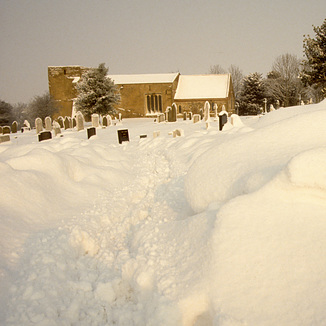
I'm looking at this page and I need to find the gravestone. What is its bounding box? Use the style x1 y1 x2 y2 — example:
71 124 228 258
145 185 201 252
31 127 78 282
53 121 61 136
38 131 52 142
45 116 52 131
107 115 112 126
0 135 10 143
68 117 73 129
183 112 187 120
3 126 11 134
199 109 203 120
166 107 172 122
171 103 177 122
0 126 2 134
189 112 193 120
23 120 31 129
103 116 108 127
270 104 275 111
57 116 64 128
213 103 218 119
139 134 147 139
35 118 43 134
157 113 165 123
64 117 70 130
72 117 77 128
204 101 210 121
92 114 99 127
87 127 96 139
11 121 18 133
153 131 160 138
117 129 129 144
118 113 122 122
76 112 84 131
219 112 228 131
175 129 184 137
193 114 200 123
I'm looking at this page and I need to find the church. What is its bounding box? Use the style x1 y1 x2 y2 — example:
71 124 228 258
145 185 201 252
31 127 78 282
48 66 235 118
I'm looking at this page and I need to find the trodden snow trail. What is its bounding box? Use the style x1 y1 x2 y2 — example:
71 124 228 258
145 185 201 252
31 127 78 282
4 135 211 326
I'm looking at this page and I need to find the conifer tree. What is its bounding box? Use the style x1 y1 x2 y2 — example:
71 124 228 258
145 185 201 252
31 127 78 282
301 19 326 96
0 100 13 125
75 63 120 118
239 72 265 115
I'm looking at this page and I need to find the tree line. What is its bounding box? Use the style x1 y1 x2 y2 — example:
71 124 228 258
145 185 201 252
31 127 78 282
1 18 325 125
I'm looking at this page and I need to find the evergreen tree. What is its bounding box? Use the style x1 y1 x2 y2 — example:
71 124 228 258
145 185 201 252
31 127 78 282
239 72 265 115
75 63 120 118
0 100 14 126
301 19 326 97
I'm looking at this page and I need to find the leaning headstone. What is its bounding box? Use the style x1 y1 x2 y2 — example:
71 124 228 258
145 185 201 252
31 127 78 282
183 112 187 120
64 117 70 129
57 116 64 128
204 101 210 121
0 126 2 134
219 112 228 131
45 116 52 131
35 118 43 134
53 121 61 136
72 117 77 128
87 127 96 139
3 126 11 134
76 112 84 131
38 131 52 142
0 135 10 143
193 114 200 123
92 114 100 127
11 121 18 133
102 116 108 127
117 129 129 144
175 129 184 137
171 103 177 122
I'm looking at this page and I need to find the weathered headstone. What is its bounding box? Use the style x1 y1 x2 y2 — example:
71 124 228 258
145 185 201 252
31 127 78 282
68 117 73 129
270 104 275 112
118 113 122 122
193 114 200 123
64 116 70 130
219 112 228 131
87 127 96 139
92 113 100 127
166 107 172 122
117 129 129 144
153 131 160 138
204 101 210 121
72 117 77 128
157 113 165 123
0 135 10 143
53 121 61 136
76 112 84 131
11 121 18 133
3 126 11 134
171 103 177 122
102 116 108 127
139 134 147 139
199 109 203 120
183 112 187 120
107 115 112 126
23 120 31 129
213 103 218 119
175 129 184 137
45 116 52 131
57 116 64 128
38 131 52 142
35 118 43 134
189 112 193 120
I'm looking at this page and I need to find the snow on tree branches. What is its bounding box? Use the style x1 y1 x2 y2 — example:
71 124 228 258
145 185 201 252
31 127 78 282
75 63 120 118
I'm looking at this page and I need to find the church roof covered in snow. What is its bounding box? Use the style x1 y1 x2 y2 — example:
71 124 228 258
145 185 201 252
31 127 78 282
108 73 179 85
174 74 231 100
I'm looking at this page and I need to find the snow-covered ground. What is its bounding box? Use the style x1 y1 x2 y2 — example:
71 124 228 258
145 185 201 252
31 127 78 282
1 101 326 325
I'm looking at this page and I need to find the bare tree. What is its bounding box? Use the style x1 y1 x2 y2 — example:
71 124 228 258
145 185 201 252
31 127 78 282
209 64 226 74
228 65 243 101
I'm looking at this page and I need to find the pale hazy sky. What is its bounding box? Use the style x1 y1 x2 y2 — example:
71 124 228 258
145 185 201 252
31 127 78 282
1 0 325 104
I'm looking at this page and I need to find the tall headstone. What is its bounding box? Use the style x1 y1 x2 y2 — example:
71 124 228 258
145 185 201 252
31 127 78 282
35 118 43 134
68 117 73 129
45 116 52 131
213 103 218 119
107 115 112 126
183 112 187 120
11 121 18 133
204 101 210 121
218 112 228 131
64 116 70 129
118 113 122 122
189 112 193 120
53 121 61 136
171 103 177 122
72 117 77 128
103 116 108 127
76 111 84 131
57 116 64 128
199 109 203 120
92 113 100 127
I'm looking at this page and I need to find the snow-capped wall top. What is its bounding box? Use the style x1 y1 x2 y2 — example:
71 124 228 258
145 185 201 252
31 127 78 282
108 73 179 85
174 74 231 100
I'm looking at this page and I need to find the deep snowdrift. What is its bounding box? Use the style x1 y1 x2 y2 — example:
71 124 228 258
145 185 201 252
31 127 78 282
1 101 326 325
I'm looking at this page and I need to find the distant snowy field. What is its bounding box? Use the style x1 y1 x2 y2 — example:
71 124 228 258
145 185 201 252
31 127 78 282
1 101 326 325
